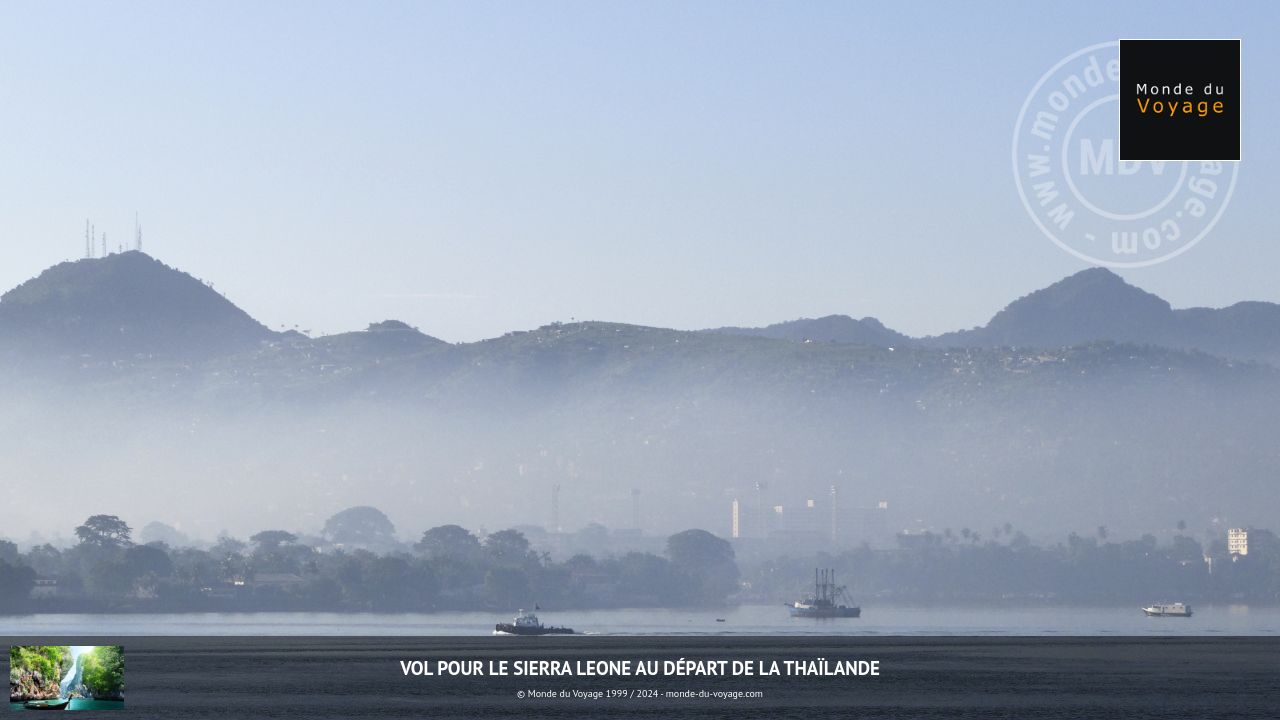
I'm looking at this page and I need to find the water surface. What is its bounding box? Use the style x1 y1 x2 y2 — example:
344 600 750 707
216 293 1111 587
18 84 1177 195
3 604 1277 636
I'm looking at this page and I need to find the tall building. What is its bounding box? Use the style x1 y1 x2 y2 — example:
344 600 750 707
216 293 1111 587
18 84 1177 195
1228 528 1249 556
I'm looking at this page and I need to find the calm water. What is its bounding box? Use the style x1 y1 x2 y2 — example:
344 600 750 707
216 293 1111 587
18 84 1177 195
3 604 1278 636
9 700 123 711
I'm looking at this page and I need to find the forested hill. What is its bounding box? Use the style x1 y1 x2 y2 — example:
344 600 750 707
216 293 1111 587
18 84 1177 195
0 251 274 359
0 253 1277 542
711 267 1280 366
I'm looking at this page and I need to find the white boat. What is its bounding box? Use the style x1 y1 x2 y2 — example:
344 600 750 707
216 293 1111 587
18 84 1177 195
1142 602 1192 617
493 609 574 635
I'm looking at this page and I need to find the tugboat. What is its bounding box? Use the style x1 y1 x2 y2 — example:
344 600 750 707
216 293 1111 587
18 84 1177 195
788 568 861 618
494 608 575 635
1142 602 1193 617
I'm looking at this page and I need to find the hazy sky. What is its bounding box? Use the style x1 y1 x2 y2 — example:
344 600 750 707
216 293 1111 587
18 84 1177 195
1 1 1275 342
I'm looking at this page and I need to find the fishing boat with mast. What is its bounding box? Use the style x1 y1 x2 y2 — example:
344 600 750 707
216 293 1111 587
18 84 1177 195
788 568 861 618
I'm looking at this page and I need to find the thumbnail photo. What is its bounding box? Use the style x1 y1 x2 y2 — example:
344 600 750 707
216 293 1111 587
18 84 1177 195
9 646 123 712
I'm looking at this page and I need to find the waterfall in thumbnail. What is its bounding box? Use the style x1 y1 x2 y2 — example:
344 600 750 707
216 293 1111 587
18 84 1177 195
59 646 92 699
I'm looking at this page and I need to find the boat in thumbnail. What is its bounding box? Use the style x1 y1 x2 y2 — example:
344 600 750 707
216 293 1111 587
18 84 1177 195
1142 602 1193 617
788 568 861 618
494 609 575 635
22 699 70 710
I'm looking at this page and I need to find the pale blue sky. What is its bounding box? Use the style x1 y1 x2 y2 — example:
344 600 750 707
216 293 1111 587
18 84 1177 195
0 1 1275 341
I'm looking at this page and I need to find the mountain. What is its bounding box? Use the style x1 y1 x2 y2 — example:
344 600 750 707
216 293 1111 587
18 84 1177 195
10 254 1280 365
1172 301 1280 363
926 268 1178 349
707 315 913 347
924 268 1280 364
0 251 275 359
711 269 1280 365
3 253 1280 541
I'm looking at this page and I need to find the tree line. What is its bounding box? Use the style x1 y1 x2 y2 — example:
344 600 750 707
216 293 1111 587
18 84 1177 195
5 509 1278 612
744 527 1280 604
0 508 740 613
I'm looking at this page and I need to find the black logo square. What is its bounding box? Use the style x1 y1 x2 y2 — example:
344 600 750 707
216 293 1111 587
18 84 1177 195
1119 39 1240 161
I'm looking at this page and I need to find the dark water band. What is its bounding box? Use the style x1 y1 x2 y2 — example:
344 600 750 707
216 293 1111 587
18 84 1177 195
6 636 1278 719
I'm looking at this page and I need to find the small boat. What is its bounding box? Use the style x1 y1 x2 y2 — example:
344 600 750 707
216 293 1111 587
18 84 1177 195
23 699 71 710
715 618 726 622
1143 602 1193 617
788 568 861 618
494 609 574 635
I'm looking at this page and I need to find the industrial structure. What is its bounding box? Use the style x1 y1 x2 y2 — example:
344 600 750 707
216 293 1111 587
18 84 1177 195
81 215 143 259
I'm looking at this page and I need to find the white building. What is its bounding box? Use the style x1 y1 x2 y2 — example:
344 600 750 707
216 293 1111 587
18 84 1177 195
1228 528 1249 556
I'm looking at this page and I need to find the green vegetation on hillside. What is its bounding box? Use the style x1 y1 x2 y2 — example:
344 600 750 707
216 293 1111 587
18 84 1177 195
9 646 68 701
80 646 125 698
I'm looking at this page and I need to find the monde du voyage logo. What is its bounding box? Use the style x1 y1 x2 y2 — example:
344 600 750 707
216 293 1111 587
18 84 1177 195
1013 40 1241 267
